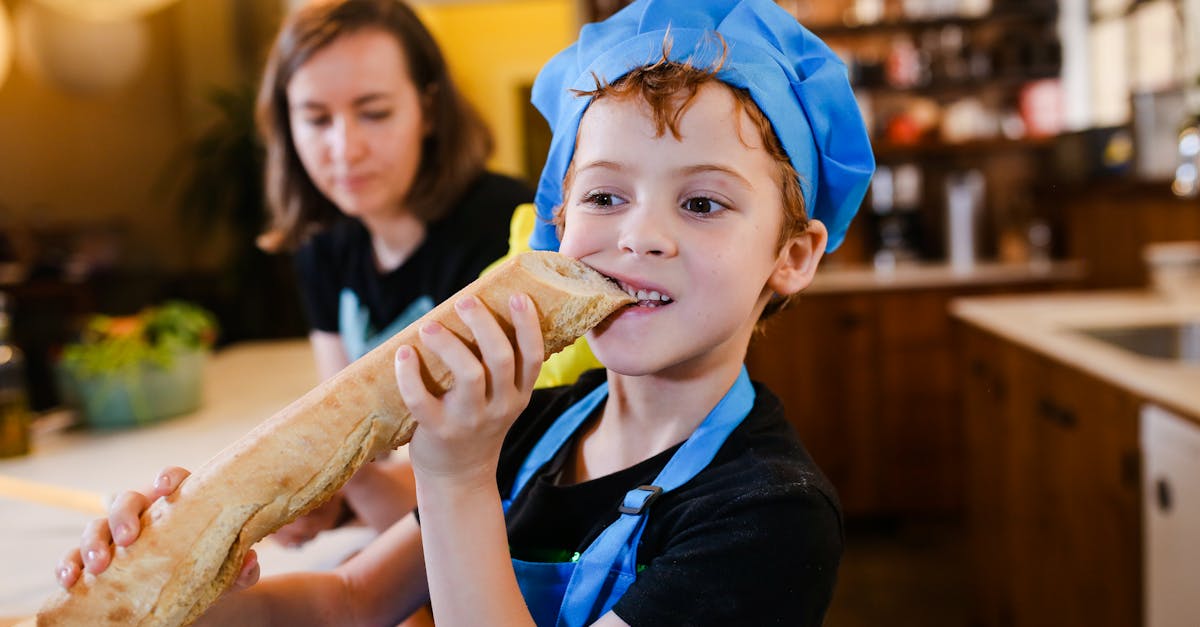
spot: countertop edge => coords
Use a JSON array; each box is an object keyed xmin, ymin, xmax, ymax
[{"xmin": 950, "ymin": 291, "xmax": 1200, "ymax": 422}]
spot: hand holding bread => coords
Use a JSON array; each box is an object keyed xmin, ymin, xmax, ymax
[{"xmin": 37, "ymin": 252, "xmax": 633, "ymax": 626}]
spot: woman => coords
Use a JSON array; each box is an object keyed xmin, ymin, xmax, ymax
[{"xmin": 256, "ymin": 0, "xmax": 533, "ymax": 541}]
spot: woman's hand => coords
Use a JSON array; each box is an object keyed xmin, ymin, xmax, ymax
[
  {"xmin": 56, "ymin": 466, "xmax": 260, "ymax": 591},
  {"xmin": 396, "ymin": 293, "xmax": 543, "ymax": 484},
  {"xmin": 272, "ymin": 491, "xmax": 350, "ymax": 548}
]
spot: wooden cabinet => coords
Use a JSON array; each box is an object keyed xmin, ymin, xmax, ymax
[
  {"xmin": 959, "ymin": 322, "xmax": 1142, "ymax": 627},
  {"xmin": 747, "ymin": 293, "xmax": 881, "ymax": 514},
  {"xmin": 745, "ymin": 276, "xmax": 1076, "ymax": 518}
]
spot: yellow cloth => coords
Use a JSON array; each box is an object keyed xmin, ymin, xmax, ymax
[{"xmin": 483, "ymin": 203, "xmax": 603, "ymax": 388}]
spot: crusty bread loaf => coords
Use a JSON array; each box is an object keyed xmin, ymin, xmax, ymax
[{"xmin": 36, "ymin": 251, "xmax": 633, "ymax": 627}]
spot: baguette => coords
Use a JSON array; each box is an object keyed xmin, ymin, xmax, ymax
[{"xmin": 36, "ymin": 251, "xmax": 634, "ymax": 627}]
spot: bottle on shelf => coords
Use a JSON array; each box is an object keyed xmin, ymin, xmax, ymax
[{"xmin": 0, "ymin": 292, "xmax": 32, "ymax": 458}]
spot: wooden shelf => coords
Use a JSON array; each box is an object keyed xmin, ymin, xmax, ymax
[
  {"xmin": 853, "ymin": 70, "xmax": 1060, "ymax": 98},
  {"xmin": 806, "ymin": 8, "xmax": 1058, "ymax": 38},
  {"xmin": 872, "ymin": 136, "xmax": 1057, "ymax": 159}
]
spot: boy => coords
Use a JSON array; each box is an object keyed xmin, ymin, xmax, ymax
[{"xmin": 61, "ymin": 1, "xmax": 873, "ymax": 625}]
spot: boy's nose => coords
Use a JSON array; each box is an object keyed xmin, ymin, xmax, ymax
[{"xmin": 618, "ymin": 207, "xmax": 677, "ymax": 257}]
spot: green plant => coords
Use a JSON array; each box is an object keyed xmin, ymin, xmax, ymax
[{"xmin": 61, "ymin": 301, "xmax": 218, "ymax": 376}]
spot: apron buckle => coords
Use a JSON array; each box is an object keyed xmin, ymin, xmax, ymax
[{"xmin": 618, "ymin": 485, "xmax": 663, "ymax": 515}]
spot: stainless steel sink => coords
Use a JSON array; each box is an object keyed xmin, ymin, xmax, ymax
[{"xmin": 1074, "ymin": 322, "xmax": 1200, "ymax": 364}]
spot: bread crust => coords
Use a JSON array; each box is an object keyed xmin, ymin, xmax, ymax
[{"xmin": 37, "ymin": 251, "xmax": 633, "ymax": 626}]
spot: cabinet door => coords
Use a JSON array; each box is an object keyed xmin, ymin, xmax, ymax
[
  {"xmin": 961, "ymin": 324, "xmax": 1018, "ymax": 627},
  {"xmin": 877, "ymin": 291, "xmax": 961, "ymax": 514},
  {"xmin": 1010, "ymin": 351, "xmax": 1142, "ymax": 627},
  {"xmin": 747, "ymin": 294, "xmax": 879, "ymax": 515}
]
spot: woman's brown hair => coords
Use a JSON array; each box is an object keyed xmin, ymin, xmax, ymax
[{"xmin": 256, "ymin": 0, "xmax": 492, "ymax": 252}]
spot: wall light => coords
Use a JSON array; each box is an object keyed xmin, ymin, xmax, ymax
[
  {"xmin": 16, "ymin": 1, "xmax": 149, "ymax": 94},
  {"xmin": 0, "ymin": 2, "xmax": 13, "ymax": 91},
  {"xmin": 31, "ymin": 0, "xmax": 180, "ymax": 22}
]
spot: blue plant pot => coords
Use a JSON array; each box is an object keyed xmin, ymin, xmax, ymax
[{"xmin": 58, "ymin": 350, "xmax": 206, "ymax": 429}]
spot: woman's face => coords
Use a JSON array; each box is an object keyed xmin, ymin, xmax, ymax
[{"xmin": 287, "ymin": 28, "xmax": 428, "ymax": 219}]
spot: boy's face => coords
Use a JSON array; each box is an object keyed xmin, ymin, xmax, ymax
[{"xmin": 559, "ymin": 82, "xmax": 824, "ymax": 379}]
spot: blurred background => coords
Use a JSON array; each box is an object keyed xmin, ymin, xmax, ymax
[{"xmin": 1, "ymin": 1, "xmax": 1199, "ymax": 626}]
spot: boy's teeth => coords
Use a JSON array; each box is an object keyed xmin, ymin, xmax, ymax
[{"xmin": 622, "ymin": 283, "xmax": 671, "ymax": 303}]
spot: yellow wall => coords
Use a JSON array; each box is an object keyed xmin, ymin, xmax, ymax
[
  {"xmin": 0, "ymin": 0, "xmax": 268, "ymax": 271},
  {"xmin": 415, "ymin": 0, "xmax": 576, "ymax": 180}
]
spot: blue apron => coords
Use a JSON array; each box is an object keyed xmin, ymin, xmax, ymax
[{"xmin": 503, "ymin": 367, "xmax": 756, "ymax": 627}]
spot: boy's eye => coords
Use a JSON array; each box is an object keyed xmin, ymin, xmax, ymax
[
  {"xmin": 582, "ymin": 192, "xmax": 624, "ymax": 207},
  {"xmin": 683, "ymin": 196, "xmax": 726, "ymax": 215}
]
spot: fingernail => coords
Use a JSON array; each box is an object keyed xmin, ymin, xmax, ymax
[
  {"xmin": 421, "ymin": 322, "xmax": 440, "ymax": 335},
  {"xmin": 113, "ymin": 523, "xmax": 131, "ymax": 543},
  {"xmin": 58, "ymin": 565, "xmax": 73, "ymax": 582},
  {"xmin": 396, "ymin": 345, "xmax": 412, "ymax": 361},
  {"xmin": 455, "ymin": 297, "xmax": 476, "ymax": 311},
  {"xmin": 510, "ymin": 294, "xmax": 528, "ymax": 312},
  {"xmin": 85, "ymin": 549, "xmax": 102, "ymax": 564},
  {"xmin": 154, "ymin": 473, "xmax": 170, "ymax": 491}
]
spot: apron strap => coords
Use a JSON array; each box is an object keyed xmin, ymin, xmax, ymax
[
  {"xmin": 556, "ymin": 367, "xmax": 756, "ymax": 626},
  {"xmin": 503, "ymin": 381, "xmax": 610, "ymax": 511}
]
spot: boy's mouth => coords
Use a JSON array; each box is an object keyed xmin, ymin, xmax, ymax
[{"xmin": 612, "ymin": 279, "xmax": 673, "ymax": 308}]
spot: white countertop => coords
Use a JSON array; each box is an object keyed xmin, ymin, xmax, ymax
[
  {"xmin": 809, "ymin": 259, "xmax": 1086, "ymax": 293},
  {"xmin": 0, "ymin": 339, "xmax": 379, "ymax": 620},
  {"xmin": 951, "ymin": 290, "xmax": 1200, "ymax": 421}
]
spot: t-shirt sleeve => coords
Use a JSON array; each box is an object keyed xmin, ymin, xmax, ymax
[
  {"xmin": 612, "ymin": 486, "xmax": 843, "ymax": 627},
  {"xmin": 293, "ymin": 239, "xmax": 340, "ymax": 333}
]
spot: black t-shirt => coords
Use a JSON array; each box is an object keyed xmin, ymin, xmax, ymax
[
  {"xmin": 293, "ymin": 171, "xmax": 532, "ymax": 341},
  {"xmin": 499, "ymin": 370, "xmax": 844, "ymax": 627}
]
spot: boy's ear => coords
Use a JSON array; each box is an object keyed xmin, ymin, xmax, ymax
[{"xmin": 767, "ymin": 219, "xmax": 828, "ymax": 296}]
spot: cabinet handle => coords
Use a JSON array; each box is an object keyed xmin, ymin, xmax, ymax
[
  {"xmin": 1156, "ymin": 477, "xmax": 1172, "ymax": 513},
  {"xmin": 1122, "ymin": 451, "xmax": 1140, "ymax": 491},
  {"xmin": 1037, "ymin": 397, "xmax": 1077, "ymax": 429},
  {"xmin": 837, "ymin": 312, "xmax": 863, "ymax": 330}
]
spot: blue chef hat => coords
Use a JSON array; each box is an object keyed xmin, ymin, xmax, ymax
[{"xmin": 529, "ymin": 0, "xmax": 875, "ymax": 252}]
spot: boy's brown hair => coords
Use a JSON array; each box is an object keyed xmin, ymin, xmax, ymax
[
  {"xmin": 559, "ymin": 46, "xmax": 809, "ymax": 318},
  {"xmin": 256, "ymin": 0, "xmax": 492, "ymax": 253}
]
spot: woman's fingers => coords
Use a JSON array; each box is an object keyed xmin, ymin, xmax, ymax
[
  {"xmin": 107, "ymin": 490, "xmax": 150, "ymax": 546},
  {"xmin": 79, "ymin": 517, "xmax": 114, "ymax": 574},
  {"xmin": 233, "ymin": 549, "xmax": 261, "ymax": 590},
  {"xmin": 57, "ymin": 548, "xmax": 83, "ymax": 588},
  {"xmin": 509, "ymin": 293, "xmax": 544, "ymax": 391},
  {"xmin": 148, "ymin": 466, "xmax": 191, "ymax": 500}
]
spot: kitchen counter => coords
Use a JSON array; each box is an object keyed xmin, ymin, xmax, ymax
[
  {"xmin": 0, "ymin": 339, "xmax": 379, "ymax": 621},
  {"xmin": 951, "ymin": 290, "xmax": 1200, "ymax": 421},
  {"xmin": 809, "ymin": 259, "xmax": 1086, "ymax": 293}
]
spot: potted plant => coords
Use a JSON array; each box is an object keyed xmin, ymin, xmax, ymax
[{"xmin": 58, "ymin": 301, "xmax": 218, "ymax": 428}]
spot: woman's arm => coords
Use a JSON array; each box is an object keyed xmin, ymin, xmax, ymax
[
  {"xmin": 201, "ymin": 513, "xmax": 430, "ymax": 627},
  {"xmin": 309, "ymin": 330, "xmax": 351, "ymax": 381}
]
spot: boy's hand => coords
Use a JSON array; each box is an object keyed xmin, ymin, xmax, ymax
[
  {"xmin": 396, "ymin": 293, "xmax": 543, "ymax": 484},
  {"xmin": 56, "ymin": 466, "xmax": 260, "ymax": 592}
]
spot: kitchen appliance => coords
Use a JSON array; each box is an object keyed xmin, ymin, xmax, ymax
[
  {"xmin": 1141, "ymin": 404, "xmax": 1200, "ymax": 627},
  {"xmin": 945, "ymin": 169, "xmax": 985, "ymax": 269}
]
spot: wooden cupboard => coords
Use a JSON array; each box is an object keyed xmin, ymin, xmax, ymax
[
  {"xmin": 744, "ymin": 274, "xmax": 1078, "ymax": 518},
  {"xmin": 958, "ymin": 323, "xmax": 1143, "ymax": 627}
]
